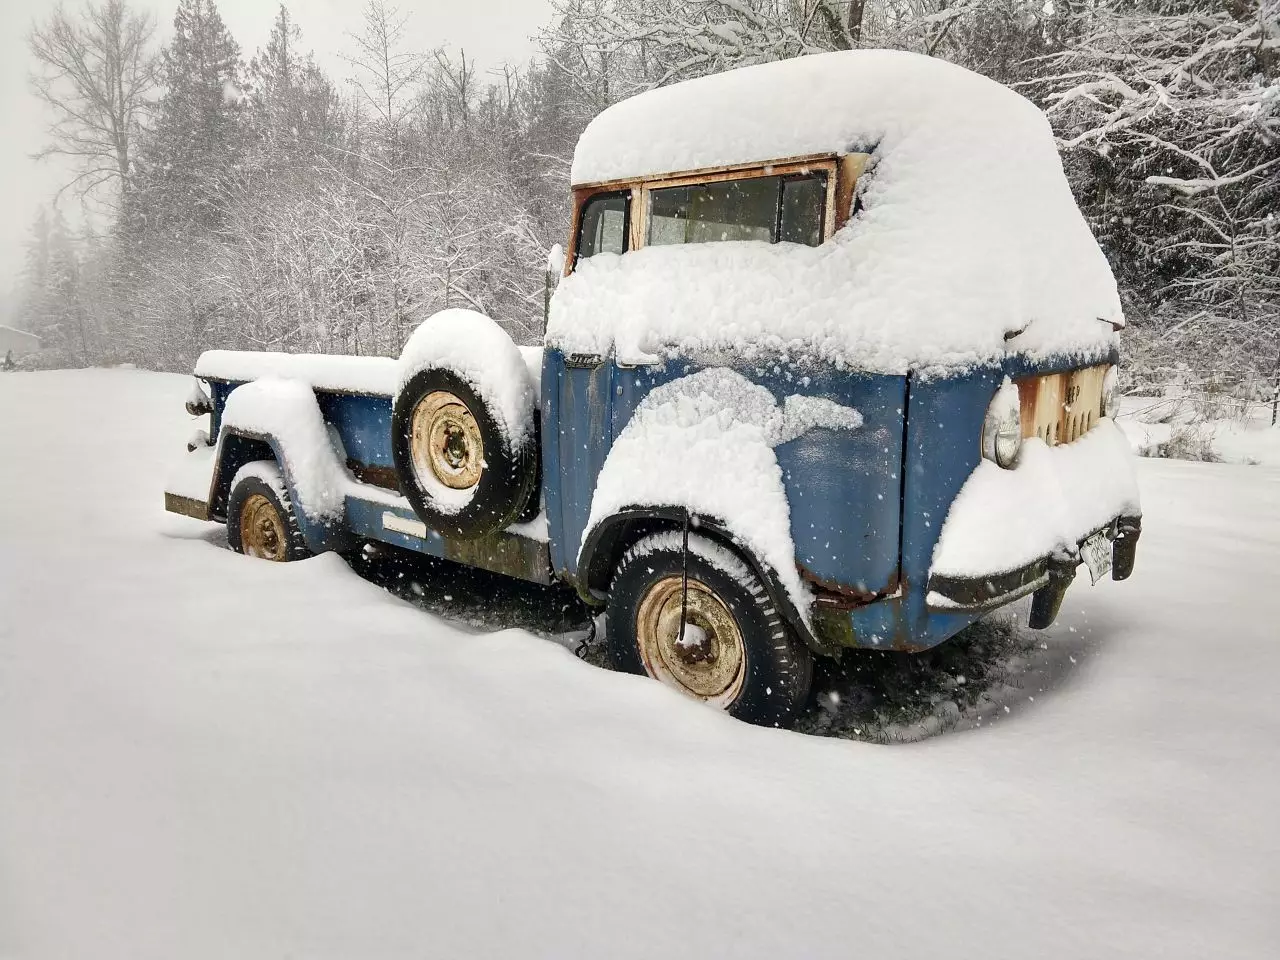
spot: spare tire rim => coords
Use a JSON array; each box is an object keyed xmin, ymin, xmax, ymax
[
  {"xmin": 411, "ymin": 390, "xmax": 485, "ymax": 491},
  {"xmin": 635, "ymin": 575, "xmax": 746, "ymax": 706},
  {"xmin": 240, "ymin": 493, "xmax": 288, "ymax": 561}
]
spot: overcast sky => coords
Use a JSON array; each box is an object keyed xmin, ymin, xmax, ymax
[{"xmin": 0, "ymin": 0, "xmax": 552, "ymax": 297}]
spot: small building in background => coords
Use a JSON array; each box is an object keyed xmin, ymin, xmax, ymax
[{"xmin": 0, "ymin": 325, "xmax": 41, "ymax": 359}]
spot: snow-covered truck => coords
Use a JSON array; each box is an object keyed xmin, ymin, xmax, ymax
[{"xmin": 165, "ymin": 51, "xmax": 1141, "ymax": 728}]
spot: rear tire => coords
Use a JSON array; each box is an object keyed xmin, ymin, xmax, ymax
[
  {"xmin": 606, "ymin": 532, "xmax": 813, "ymax": 727},
  {"xmin": 227, "ymin": 462, "xmax": 311, "ymax": 562}
]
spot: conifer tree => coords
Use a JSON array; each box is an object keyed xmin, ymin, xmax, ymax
[{"xmin": 133, "ymin": 0, "xmax": 246, "ymax": 239}]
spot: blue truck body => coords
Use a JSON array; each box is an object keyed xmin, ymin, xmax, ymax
[{"xmin": 192, "ymin": 341, "xmax": 1128, "ymax": 656}]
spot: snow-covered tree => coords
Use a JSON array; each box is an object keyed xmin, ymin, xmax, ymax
[
  {"xmin": 27, "ymin": 0, "xmax": 158, "ymax": 205},
  {"xmin": 1030, "ymin": 0, "xmax": 1280, "ymax": 393},
  {"xmin": 131, "ymin": 0, "xmax": 246, "ymax": 239}
]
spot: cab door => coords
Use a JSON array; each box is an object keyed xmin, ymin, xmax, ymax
[{"xmin": 543, "ymin": 190, "xmax": 630, "ymax": 579}]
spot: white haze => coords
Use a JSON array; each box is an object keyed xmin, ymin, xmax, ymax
[{"xmin": 0, "ymin": 0, "xmax": 550, "ymax": 310}]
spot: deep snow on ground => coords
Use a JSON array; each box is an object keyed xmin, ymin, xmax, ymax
[{"xmin": 2, "ymin": 369, "xmax": 1278, "ymax": 959}]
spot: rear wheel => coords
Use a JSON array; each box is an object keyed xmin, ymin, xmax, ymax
[
  {"xmin": 227, "ymin": 463, "xmax": 311, "ymax": 562},
  {"xmin": 606, "ymin": 532, "xmax": 813, "ymax": 727}
]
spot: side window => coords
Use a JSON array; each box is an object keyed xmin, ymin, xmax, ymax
[
  {"xmin": 649, "ymin": 178, "xmax": 777, "ymax": 245},
  {"xmin": 647, "ymin": 173, "xmax": 827, "ymax": 248},
  {"xmin": 576, "ymin": 191, "xmax": 629, "ymax": 263},
  {"xmin": 779, "ymin": 176, "xmax": 826, "ymax": 247}
]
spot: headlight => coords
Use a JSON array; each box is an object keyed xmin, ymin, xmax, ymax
[
  {"xmin": 982, "ymin": 377, "xmax": 1023, "ymax": 469},
  {"xmin": 1100, "ymin": 366, "xmax": 1119, "ymax": 419}
]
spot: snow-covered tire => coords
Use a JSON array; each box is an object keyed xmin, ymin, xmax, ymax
[
  {"xmin": 392, "ymin": 368, "xmax": 538, "ymax": 540},
  {"xmin": 227, "ymin": 461, "xmax": 311, "ymax": 562},
  {"xmin": 606, "ymin": 532, "xmax": 813, "ymax": 728}
]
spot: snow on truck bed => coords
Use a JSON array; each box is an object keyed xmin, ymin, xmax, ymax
[
  {"xmin": 554, "ymin": 50, "xmax": 1121, "ymax": 373},
  {"xmin": 195, "ymin": 344, "xmax": 544, "ymax": 399}
]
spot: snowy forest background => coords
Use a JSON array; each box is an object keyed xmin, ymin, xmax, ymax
[{"xmin": 8, "ymin": 0, "xmax": 1279, "ymax": 405}]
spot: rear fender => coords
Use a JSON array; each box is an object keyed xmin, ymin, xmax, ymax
[{"xmin": 210, "ymin": 429, "xmax": 351, "ymax": 554}]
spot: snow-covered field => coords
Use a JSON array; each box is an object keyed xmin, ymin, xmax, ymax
[
  {"xmin": 2, "ymin": 369, "xmax": 1277, "ymax": 959},
  {"xmin": 1117, "ymin": 394, "xmax": 1280, "ymax": 466}
]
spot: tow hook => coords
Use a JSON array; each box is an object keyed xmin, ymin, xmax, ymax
[{"xmin": 1029, "ymin": 549, "xmax": 1078, "ymax": 630}]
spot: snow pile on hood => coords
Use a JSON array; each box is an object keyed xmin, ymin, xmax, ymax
[
  {"xmin": 585, "ymin": 368, "xmax": 863, "ymax": 619},
  {"xmin": 931, "ymin": 418, "xmax": 1141, "ymax": 579},
  {"xmin": 554, "ymin": 50, "xmax": 1121, "ymax": 373},
  {"xmin": 398, "ymin": 309, "xmax": 538, "ymax": 451}
]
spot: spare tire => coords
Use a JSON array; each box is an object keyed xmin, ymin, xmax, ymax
[{"xmin": 392, "ymin": 368, "xmax": 538, "ymax": 539}]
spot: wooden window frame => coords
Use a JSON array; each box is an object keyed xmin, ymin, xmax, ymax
[{"xmin": 566, "ymin": 152, "xmax": 871, "ymax": 275}]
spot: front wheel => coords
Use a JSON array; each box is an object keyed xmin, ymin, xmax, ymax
[
  {"xmin": 606, "ymin": 532, "xmax": 813, "ymax": 727},
  {"xmin": 226, "ymin": 462, "xmax": 311, "ymax": 562}
]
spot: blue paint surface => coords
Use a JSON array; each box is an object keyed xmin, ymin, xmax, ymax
[
  {"xmin": 544, "ymin": 350, "xmax": 614, "ymax": 578},
  {"xmin": 550, "ymin": 352, "xmax": 905, "ymax": 602},
  {"xmin": 317, "ymin": 393, "xmax": 394, "ymax": 467}
]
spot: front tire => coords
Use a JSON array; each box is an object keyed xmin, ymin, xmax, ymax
[
  {"xmin": 606, "ymin": 532, "xmax": 813, "ymax": 727},
  {"xmin": 227, "ymin": 462, "xmax": 311, "ymax": 562}
]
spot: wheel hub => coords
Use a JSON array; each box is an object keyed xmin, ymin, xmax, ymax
[
  {"xmin": 240, "ymin": 493, "xmax": 288, "ymax": 561},
  {"xmin": 635, "ymin": 576, "xmax": 746, "ymax": 704},
  {"xmin": 410, "ymin": 391, "xmax": 485, "ymax": 491}
]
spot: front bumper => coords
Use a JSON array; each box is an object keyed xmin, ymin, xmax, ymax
[{"xmin": 926, "ymin": 515, "xmax": 1141, "ymax": 627}]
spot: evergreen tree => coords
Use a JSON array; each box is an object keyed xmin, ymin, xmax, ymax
[
  {"xmin": 22, "ymin": 209, "xmax": 92, "ymax": 366},
  {"xmin": 247, "ymin": 5, "xmax": 343, "ymax": 163},
  {"xmin": 15, "ymin": 209, "xmax": 52, "ymax": 335},
  {"xmin": 132, "ymin": 0, "xmax": 246, "ymax": 239}
]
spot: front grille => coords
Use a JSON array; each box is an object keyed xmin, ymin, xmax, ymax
[{"xmin": 1016, "ymin": 364, "xmax": 1108, "ymax": 447}]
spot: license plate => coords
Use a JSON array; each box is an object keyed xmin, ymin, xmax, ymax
[{"xmin": 1081, "ymin": 531, "xmax": 1112, "ymax": 584}]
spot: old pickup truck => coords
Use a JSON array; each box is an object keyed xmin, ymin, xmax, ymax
[{"xmin": 166, "ymin": 50, "xmax": 1141, "ymax": 727}]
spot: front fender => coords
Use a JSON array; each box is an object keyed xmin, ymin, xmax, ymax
[{"xmin": 578, "ymin": 506, "xmax": 832, "ymax": 656}]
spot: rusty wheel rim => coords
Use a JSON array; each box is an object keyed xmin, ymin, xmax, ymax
[
  {"xmin": 635, "ymin": 575, "xmax": 746, "ymax": 707},
  {"xmin": 239, "ymin": 493, "xmax": 288, "ymax": 561},
  {"xmin": 410, "ymin": 390, "xmax": 485, "ymax": 491}
]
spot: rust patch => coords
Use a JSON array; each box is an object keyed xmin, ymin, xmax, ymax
[
  {"xmin": 348, "ymin": 460, "xmax": 401, "ymax": 493},
  {"xmin": 441, "ymin": 529, "xmax": 553, "ymax": 586},
  {"xmin": 572, "ymin": 152, "xmax": 840, "ymax": 193},
  {"xmin": 833, "ymin": 153, "xmax": 871, "ymax": 232},
  {"xmin": 799, "ymin": 564, "xmax": 890, "ymax": 611},
  {"xmin": 1016, "ymin": 363, "xmax": 1109, "ymax": 447}
]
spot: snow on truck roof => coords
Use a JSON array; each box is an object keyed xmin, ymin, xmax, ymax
[{"xmin": 555, "ymin": 50, "xmax": 1122, "ymax": 374}]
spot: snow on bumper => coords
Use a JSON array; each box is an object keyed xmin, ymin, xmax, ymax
[{"xmin": 928, "ymin": 419, "xmax": 1140, "ymax": 607}]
